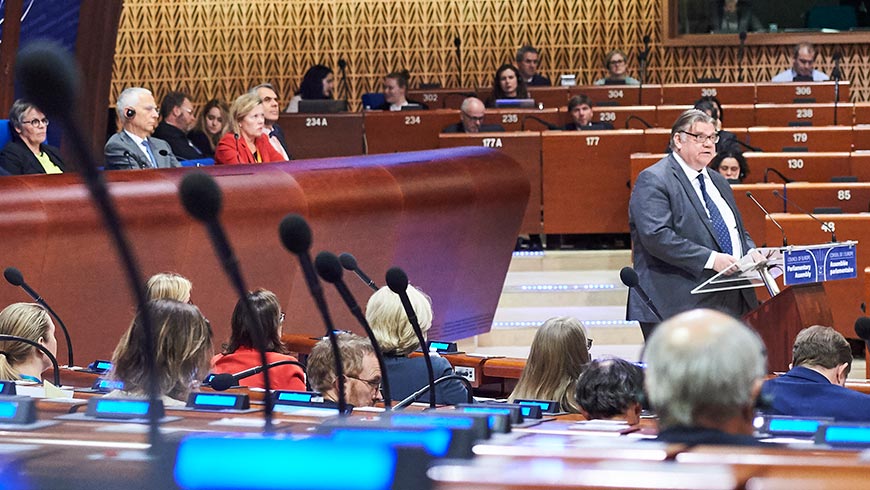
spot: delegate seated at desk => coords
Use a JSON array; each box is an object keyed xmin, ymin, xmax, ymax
[
  {"xmin": 104, "ymin": 87, "xmax": 180, "ymax": 170},
  {"xmin": 564, "ymin": 95, "xmax": 614, "ymax": 131},
  {"xmin": 0, "ymin": 303, "xmax": 58, "ymax": 384},
  {"xmin": 771, "ymin": 43, "xmax": 830, "ymax": 82},
  {"xmin": 594, "ymin": 49, "xmax": 640, "ymax": 86},
  {"xmin": 307, "ymin": 333, "xmax": 383, "ymax": 408},
  {"xmin": 485, "ymin": 64, "xmax": 529, "ymax": 108},
  {"xmin": 0, "ymin": 100, "xmax": 67, "ymax": 175},
  {"xmin": 442, "ymin": 97, "xmax": 505, "ymax": 133}
]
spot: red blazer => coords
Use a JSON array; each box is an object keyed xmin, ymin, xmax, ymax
[
  {"xmin": 214, "ymin": 132, "xmax": 285, "ymax": 165},
  {"xmin": 211, "ymin": 347, "xmax": 306, "ymax": 391}
]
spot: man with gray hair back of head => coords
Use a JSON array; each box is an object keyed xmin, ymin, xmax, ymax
[
  {"xmin": 105, "ymin": 87, "xmax": 180, "ymax": 170},
  {"xmin": 761, "ymin": 325, "xmax": 870, "ymax": 421},
  {"xmin": 644, "ymin": 308, "xmax": 766, "ymax": 445}
]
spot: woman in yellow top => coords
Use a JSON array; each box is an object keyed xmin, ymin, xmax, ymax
[{"xmin": 0, "ymin": 99, "xmax": 67, "ymax": 175}]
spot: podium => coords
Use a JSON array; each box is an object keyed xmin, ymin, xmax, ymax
[{"xmin": 693, "ymin": 242, "xmax": 856, "ymax": 372}]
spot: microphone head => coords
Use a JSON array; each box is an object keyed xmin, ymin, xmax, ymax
[
  {"xmin": 745, "ymin": 191, "xmax": 753, "ymax": 198},
  {"xmin": 855, "ymin": 317, "xmax": 870, "ymax": 340},
  {"xmin": 3, "ymin": 267, "xmax": 24, "ymax": 287},
  {"xmin": 338, "ymin": 252, "xmax": 358, "ymax": 271},
  {"xmin": 314, "ymin": 251, "xmax": 344, "ymax": 284},
  {"xmin": 209, "ymin": 373, "xmax": 236, "ymax": 391},
  {"xmin": 454, "ymin": 37, "xmax": 461, "ymax": 47},
  {"xmin": 179, "ymin": 171, "xmax": 222, "ymax": 222},
  {"xmin": 338, "ymin": 58, "xmax": 347, "ymax": 70},
  {"xmin": 278, "ymin": 214, "xmax": 312, "ymax": 255},
  {"xmin": 834, "ymin": 52, "xmax": 842, "ymax": 61},
  {"xmin": 643, "ymin": 35, "xmax": 651, "ymax": 44},
  {"xmin": 772, "ymin": 190, "xmax": 781, "ymax": 197},
  {"xmin": 739, "ymin": 31, "xmax": 747, "ymax": 41},
  {"xmin": 15, "ymin": 41, "xmax": 80, "ymax": 120},
  {"xmin": 619, "ymin": 266, "xmax": 639, "ymax": 288},
  {"xmin": 385, "ymin": 267, "xmax": 409, "ymax": 294}
]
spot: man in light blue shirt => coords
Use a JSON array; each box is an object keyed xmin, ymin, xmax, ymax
[{"xmin": 771, "ymin": 43, "xmax": 830, "ymax": 82}]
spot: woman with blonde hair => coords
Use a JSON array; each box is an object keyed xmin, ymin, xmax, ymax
[
  {"xmin": 0, "ymin": 303, "xmax": 57, "ymax": 382},
  {"xmin": 146, "ymin": 272, "xmax": 193, "ymax": 303},
  {"xmin": 108, "ymin": 299, "xmax": 213, "ymax": 405},
  {"xmin": 214, "ymin": 93, "xmax": 284, "ymax": 165},
  {"xmin": 508, "ymin": 316, "xmax": 591, "ymax": 413}
]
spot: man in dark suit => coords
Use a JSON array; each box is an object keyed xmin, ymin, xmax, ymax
[
  {"xmin": 761, "ymin": 325, "xmax": 870, "ymax": 422},
  {"xmin": 628, "ymin": 109, "xmax": 757, "ymax": 339},
  {"xmin": 251, "ymin": 83, "xmax": 291, "ymax": 160},
  {"xmin": 442, "ymin": 97, "xmax": 505, "ymax": 134},
  {"xmin": 516, "ymin": 45, "xmax": 551, "ymax": 87},
  {"xmin": 564, "ymin": 95, "xmax": 614, "ymax": 131},
  {"xmin": 105, "ymin": 87, "xmax": 180, "ymax": 170},
  {"xmin": 152, "ymin": 91, "xmax": 203, "ymax": 161},
  {"xmin": 646, "ymin": 309, "xmax": 766, "ymax": 446}
]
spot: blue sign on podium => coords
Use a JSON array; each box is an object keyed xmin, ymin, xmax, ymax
[{"xmin": 783, "ymin": 243, "xmax": 858, "ymax": 286}]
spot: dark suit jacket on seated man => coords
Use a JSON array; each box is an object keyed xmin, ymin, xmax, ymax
[
  {"xmin": 441, "ymin": 97, "xmax": 505, "ymax": 134},
  {"xmin": 628, "ymin": 109, "xmax": 757, "ymax": 339},
  {"xmin": 151, "ymin": 91, "xmax": 202, "ymax": 161},
  {"xmin": 761, "ymin": 325, "xmax": 870, "ymax": 422},
  {"xmin": 105, "ymin": 87, "xmax": 180, "ymax": 169}
]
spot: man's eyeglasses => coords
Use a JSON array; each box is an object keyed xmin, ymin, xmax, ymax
[
  {"xmin": 587, "ymin": 338, "xmax": 594, "ymax": 350},
  {"xmin": 21, "ymin": 118, "xmax": 49, "ymax": 128},
  {"xmin": 609, "ymin": 58, "xmax": 626, "ymax": 66},
  {"xmin": 461, "ymin": 111, "xmax": 485, "ymax": 123},
  {"xmin": 279, "ymin": 312, "xmax": 285, "ymax": 323},
  {"xmin": 680, "ymin": 130, "xmax": 719, "ymax": 144},
  {"xmin": 347, "ymin": 375, "xmax": 382, "ymax": 391}
]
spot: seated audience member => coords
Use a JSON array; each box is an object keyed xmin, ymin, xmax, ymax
[
  {"xmin": 108, "ymin": 299, "xmax": 213, "ymax": 406},
  {"xmin": 285, "ymin": 64, "xmax": 335, "ymax": 113},
  {"xmin": 709, "ymin": 150, "xmax": 749, "ymax": 184},
  {"xmin": 485, "ymin": 64, "xmax": 529, "ymax": 108},
  {"xmin": 761, "ymin": 325, "xmax": 870, "ymax": 422},
  {"xmin": 575, "ymin": 357, "xmax": 644, "ymax": 424},
  {"xmin": 188, "ymin": 98, "xmax": 229, "ymax": 157},
  {"xmin": 211, "ymin": 289, "xmax": 305, "ymax": 391},
  {"xmin": 771, "ymin": 43, "xmax": 830, "ymax": 82},
  {"xmin": 645, "ymin": 309, "xmax": 766, "ymax": 445},
  {"xmin": 693, "ymin": 96, "xmax": 738, "ymax": 153},
  {"xmin": 366, "ymin": 285, "xmax": 469, "ymax": 405},
  {"xmin": 442, "ymin": 97, "xmax": 504, "ymax": 133},
  {"xmin": 307, "ymin": 333, "xmax": 382, "ymax": 408},
  {"xmin": 564, "ymin": 95, "xmax": 614, "ymax": 131},
  {"xmin": 214, "ymin": 93, "xmax": 284, "ymax": 165},
  {"xmin": 152, "ymin": 91, "xmax": 203, "ymax": 160},
  {"xmin": 594, "ymin": 49, "xmax": 640, "ymax": 86},
  {"xmin": 0, "ymin": 100, "xmax": 66, "ymax": 175},
  {"xmin": 516, "ymin": 45, "xmax": 551, "ymax": 86},
  {"xmin": 376, "ymin": 70, "xmax": 427, "ymax": 111},
  {"xmin": 251, "ymin": 83, "xmax": 291, "ymax": 160},
  {"xmin": 146, "ymin": 272, "xmax": 192, "ymax": 303},
  {"xmin": 710, "ymin": 0, "xmax": 764, "ymax": 33},
  {"xmin": 507, "ymin": 316, "xmax": 591, "ymax": 413},
  {"xmin": 0, "ymin": 303, "xmax": 57, "ymax": 383},
  {"xmin": 105, "ymin": 87, "xmax": 180, "ymax": 169}
]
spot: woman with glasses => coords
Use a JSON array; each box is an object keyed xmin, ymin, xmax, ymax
[
  {"xmin": 594, "ymin": 49, "xmax": 640, "ymax": 86},
  {"xmin": 0, "ymin": 99, "xmax": 67, "ymax": 175},
  {"xmin": 508, "ymin": 316, "xmax": 591, "ymax": 413},
  {"xmin": 211, "ymin": 289, "xmax": 305, "ymax": 391}
]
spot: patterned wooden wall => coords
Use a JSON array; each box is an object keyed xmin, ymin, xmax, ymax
[{"xmin": 111, "ymin": 0, "xmax": 869, "ymax": 110}]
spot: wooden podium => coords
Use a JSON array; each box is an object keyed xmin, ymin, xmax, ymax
[{"xmin": 742, "ymin": 283, "xmax": 833, "ymax": 372}]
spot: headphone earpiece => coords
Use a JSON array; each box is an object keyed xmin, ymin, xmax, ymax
[{"xmin": 125, "ymin": 108, "xmax": 136, "ymax": 119}]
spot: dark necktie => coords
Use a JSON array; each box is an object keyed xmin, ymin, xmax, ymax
[{"xmin": 697, "ymin": 173, "xmax": 732, "ymax": 255}]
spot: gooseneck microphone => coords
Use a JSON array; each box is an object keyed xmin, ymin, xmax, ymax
[
  {"xmin": 624, "ymin": 115, "xmax": 654, "ymax": 129},
  {"xmin": 737, "ymin": 31, "xmax": 747, "ymax": 83},
  {"xmin": 454, "ymin": 36, "xmax": 462, "ymax": 86},
  {"xmin": 3, "ymin": 267, "xmax": 74, "ymax": 367},
  {"xmin": 521, "ymin": 115, "xmax": 561, "ymax": 131},
  {"xmin": 385, "ymin": 267, "xmax": 437, "ymax": 409},
  {"xmin": 763, "ymin": 167, "xmax": 793, "ymax": 184},
  {"xmin": 338, "ymin": 252, "xmax": 378, "ymax": 291},
  {"xmin": 638, "ymin": 34, "xmax": 651, "ymax": 104},
  {"xmin": 0, "ymin": 334, "xmax": 60, "ymax": 386},
  {"xmin": 15, "ymin": 41, "xmax": 162, "ymax": 449},
  {"xmin": 338, "ymin": 58, "xmax": 349, "ymax": 102},
  {"xmin": 619, "ymin": 266, "xmax": 663, "ymax": 322},
  {"xmin": 315, "ymin": 251, "xmax": 393, "ymax": 409},
  {"xmin": 833, "ymin": 52, "xmax": 842, "ymax": 125},
  {"xmin": 209, "ymin": 359, "xmax": 307, "ymax": 392},
  {"xmin": 772, "ymin": 190, "xmax": 837, "ymax": 243},
  {"xmin": 733, "ymin": 139, "xmax": 762, "ymax": 153},
  {"xmin": 393, "ymin": 374, "xmax": 474, "ymax": 409},
  {"xmin": 278, "ymin": 214, "xmax": 347, "ymax": 415},
  {"xmin": 178, "ymin": 172, "xmax": 275, "ymax": 432},
  {"xmin": 746, "ymin": 191, "xmax": 787, "ymax": 247}
]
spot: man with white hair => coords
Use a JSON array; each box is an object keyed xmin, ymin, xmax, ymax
[
  {"xmin": 441, "ymin": 97, "xmax": 504, "ymax": 134},
  {"xmin": 105, "ymin": 87, "xmax": 180, "ymax": 170},
  {"xmin": 644, "ymin": 309, "xmax": 767, "ymax": 445}
]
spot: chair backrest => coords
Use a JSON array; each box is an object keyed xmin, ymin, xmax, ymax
[
  {"xmin": 0, "ymin": 120, "xmax": 12, "ymax": 149},
  {"xmin": 361, "ymin": 92, "xmax": 385, "ymax": 110}
]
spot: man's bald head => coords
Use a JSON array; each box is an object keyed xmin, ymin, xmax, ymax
[{"xmin": 459, "ymin": 97, "xmax": 486, "ymax": 133}]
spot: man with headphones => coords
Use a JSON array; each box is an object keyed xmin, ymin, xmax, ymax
[{"xmin": 104, "ymin": 87, "xmax": 180, "ymax": 170}]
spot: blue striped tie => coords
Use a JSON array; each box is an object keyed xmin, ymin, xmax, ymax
[
  {"xmin": 697, "ymin": 173, "xmax": 732, "ymax": 255},
  {"xmin": 142, "ymin": 140, "xmax": 156, "ymax": 167}
]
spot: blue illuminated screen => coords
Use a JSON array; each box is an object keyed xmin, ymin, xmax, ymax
[
  {"xmin": 768, "ymin": 419, "xmax": 820, "ymax": 434},
  {"xmin": 391, "ymin": 414, "xmax": 474, "ymax": 429},
  {"xmin": 430, "ymin": 342, "xmax": 449, "ymax": 350},
  {"xmin": 194, "ymin": 394, "xmax": 237, "ymax": 407},
  {"xmin": 825, "ymin": 426, "xmax": 870, "ymax": 443},
  {"xmin": 0, "ymin": 401, "xmax": 19, "ymax": 419},
  {"xmin": 330, "ymin": 427, "xmax": 452, "ymax": 457},
  {"xmin": 277, "ymin": 392, "xmax": 314, "ymax": 402},
  {"xmin": 96, "ymin": 399, "xmax": 149, "ymax": 415}
]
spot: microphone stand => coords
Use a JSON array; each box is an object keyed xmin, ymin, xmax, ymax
[
  {"xmin": 737, "ymin": 31, "xmax": 747, "ymax": 83},
  {"xmin": 833, "ymin": 53, "xmax": 842, "ymax": 126},
  {"xmin": 637, "ymin": 36, "xmax": 651, "ymax": 105},
  {"xmin": 338, "ymin": 59, "xmax": 349, "ymax": 102},
  {"xmin": 393, "ymin": 374, "xmax": 474, "ymax": 409},
  {"xmin": 454, "ymin": 37, "xmax": 462, "ymax": 87}
]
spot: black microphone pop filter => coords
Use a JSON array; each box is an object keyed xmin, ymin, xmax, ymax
[
  {"xmin": 454, "ymin": 37, "xmax": 461, "ymax": 48},
  {"xmin": 315, "ymin": 251, "xmax": 344, "ymax": 284},
  {"xmin": 386, "ymin": 267, "xmax": 409, "ymax": 294},
  {"xmin": 739, "ymin": 31, "xmax": 747, "ymax": 42},
  {"xmin": 339, "ymin": 252, "xmax": 358, "ymax": 271},
  {"xmin": 619, "ymin": 266, "xmax": 639, "ymax": 288},
  {"xmin": 209, "ymin": 373, "xmax": 236, "ymax": 391},
  {"xmin": 179, "ymin": 172, "xmax": 222, "ymax": 222},
  {"xmin": 642, "ymin": 35, "xmax": 651, "ymax": 45},
  {"xmin": 855, "ymin": 317, "xmax": 870, "ymax": 340},
  {"xmin": 15, "ymin": 41, "xmax": 80, "ymax": 119},
  {"xmin": 3, "ymin": 267, "xmax": 24, "ymax": 287},
  {"xmin": 279, "ymin": 214, "xmax": 312, "ymax": 255}
]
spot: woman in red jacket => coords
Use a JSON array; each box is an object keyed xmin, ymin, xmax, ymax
[{"xmin": 214, "ymin": 93, "xmax": 285, "ymax": 165}]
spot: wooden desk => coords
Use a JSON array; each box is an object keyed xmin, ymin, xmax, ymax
[
  {"xmin": 742, "ymin": 152, "xmax": 852, "ymax": 184},
  {"xmin": 853, "ymin": 126, "xmax": 870, "ymax": 151},
  {"xmin": 854, "ymin": 103, "xmax": 870, "ymax": 125},
  {"xmin": 643, "ymin": 128, "xmax": 672, "ymax": 153},
  {"xmin": 276, "ymin": 113, "xmax": 364, "ymax": 159},
  {"xmin": 407, "ymin": 88, "xmax": 475, "ymax": 109},
  {"xmin": 755, "ymin": 81, "xmax": 851, "ymax": 104},
  {"xmin": 569, "ymin": 84, "xmax": 663, "ymax": 107},
  {"xmin": 541, "ymin": 130, "xmax": 644, "ymax": 234},
  {"xmin": 731, "ymin": 183, "xmax": 784, "ymax": 250},
  {"xmin": 661, "ymin": 83, "xmax": 755, "ymax": 105},
  {"xmin": 746, "ymin": 126, "xmax": 853, "ymax": 152},
  {"xmin": 753, "ymin": 103, "xmax": 854, "ymax": 127},
  {"xmin": 655, "ymin": 105, "xmax": 756, "ymax": 129},
  {"xmin": 528, "ymin": 86, "xmax": 570, "ymax": 109},
  {"xmin": 591, "ymin": 105, "xmax": 656, "ymax": 130},
  {"xmin": 363, "ymin": 109, "xmax": 460, "ymax": 154},
  {"xmin": 440, "ymin": 132, "xmax": 541, "ymax": 234},
  {"xmin": 482, "ymin": 108, "xmax": 560, "ymax": 132}
]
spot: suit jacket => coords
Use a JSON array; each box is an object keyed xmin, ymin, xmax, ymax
[
  {"xmin": 268, "ymin": 124, "xmax": 291, "ymax": 159},
  {"xmin": 564, "ymin": 122, "xmax": 614, "ymax": 131},
  {"xmin": 385, "ymin": 355, "xmax": 469, "ymax": 406},
  {"xmin": 441, "ymin": 123, "xmax": 505, "ymax": 134},
  {"xmin": 104, "ymin": 131, "xmax": 180, "ymax": 170},
  {"xmin": 628, "ymin": 154, "xmax": 757, "ymax": 322},
  {"xmin": 527, "ymin": 74, "xmax": 551, "ymax": 87},
  {"xmin": 0, "ymin": 139, "xmax": 67, "ymax": 175},
  {"xmin": 761, "ymin": 366, "xmax": 870, "ymax": 422},
  {"xmin": 214, "ymin": 132, "xmax": 285, "ymax": 165},
  {"xmin": 152, "ymin": 121, "xmax": 203, "ymax": 160}
]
